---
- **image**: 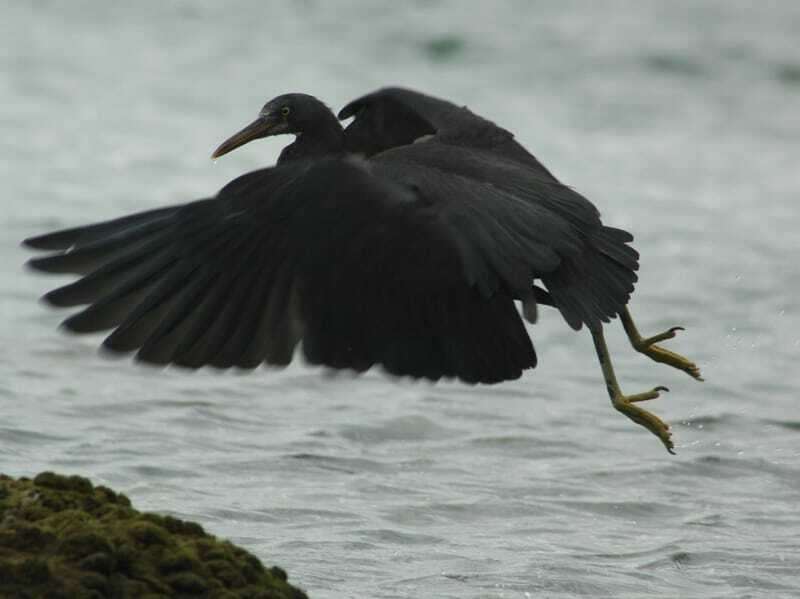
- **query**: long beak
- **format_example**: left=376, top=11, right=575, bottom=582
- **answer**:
left=211, top=117, right=275, bottom=159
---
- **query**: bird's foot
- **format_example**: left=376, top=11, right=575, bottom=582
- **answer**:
left=592, top=326, right=676, bottom=454
left=630, top=326, right=703, bottom=381
left=620, top=308, right=703, bottom=381
left=611, top=385, right=674, bottom=454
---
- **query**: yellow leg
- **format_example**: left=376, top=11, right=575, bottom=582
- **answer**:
left=590, top=326, right=675, bottom=454
left=620, top=306, right=703, bottom=381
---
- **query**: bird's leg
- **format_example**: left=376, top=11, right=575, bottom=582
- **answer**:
left=590, top=326, right=675, bottom=454
left=620, top=306, right=703, bottom=381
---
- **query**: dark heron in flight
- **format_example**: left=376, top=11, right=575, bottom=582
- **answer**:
left=23, top=89, right=702, bottom=453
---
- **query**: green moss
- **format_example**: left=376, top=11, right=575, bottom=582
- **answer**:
left=168, top=571, right=209, bottom=593
left=61, top=531, right=114, bottom=559
left=0, top=472, right=308, bottom=598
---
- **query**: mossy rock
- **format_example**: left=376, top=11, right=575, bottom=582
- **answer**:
left=0, top=472, right=308, bottom=599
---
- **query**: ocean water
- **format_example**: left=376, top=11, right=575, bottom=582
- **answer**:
left=2, top=1, right=800, bottom=597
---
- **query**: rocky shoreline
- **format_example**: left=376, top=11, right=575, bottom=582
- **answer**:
left=0, top=472, right=308, bottom=599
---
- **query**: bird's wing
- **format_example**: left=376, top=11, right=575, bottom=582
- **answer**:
left=339, top=86, right=557, bottom=177
left=24, top=158, right=537, bottom=383
left=341, top=89, right=639, bottom=328
left=372, top=142, right=640, bottom=330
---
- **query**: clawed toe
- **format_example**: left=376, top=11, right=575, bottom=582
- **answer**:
left=621, top=308, right=703, bottom=381
left=637, top=326, right=684, bottom=347
left=639, top=343, right=703, bottom=381
left=625, top=385, right=668, bottom=403
left=611, top=388, right=674, bottom=454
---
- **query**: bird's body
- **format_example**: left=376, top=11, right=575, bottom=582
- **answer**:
left=24, top=88, right=702, bottom=452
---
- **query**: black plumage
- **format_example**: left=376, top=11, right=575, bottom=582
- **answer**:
left=340, top=86, right=559, bottom=177
left=340, top=87, right=639, bottom=329
left=25, top=88, right=703, bottom=452
left=24, top=90, right=638, bottom=382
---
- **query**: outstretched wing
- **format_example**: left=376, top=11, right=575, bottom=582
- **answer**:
left=24, top=158, right=537, bottom=384
left=339, top=86, right=557, bottom=177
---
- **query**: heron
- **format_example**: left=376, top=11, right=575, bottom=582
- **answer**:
left=23, top=89, right=702, bottom=453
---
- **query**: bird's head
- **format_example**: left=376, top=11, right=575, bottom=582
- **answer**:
left=212, top=93, right=339, bottom=159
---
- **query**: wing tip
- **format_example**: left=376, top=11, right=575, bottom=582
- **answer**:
left=21, top=228, right=78, bottom=251
left=26, top=254, right=62, bottom=274
left=22, top=235, right=47, bottom=250
left=42, top=288, right=70, bottom=307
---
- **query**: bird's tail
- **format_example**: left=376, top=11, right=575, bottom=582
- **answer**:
left=541, top=225, right=639, bottom=330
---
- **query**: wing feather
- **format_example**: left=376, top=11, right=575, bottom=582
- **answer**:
left=27, top=146, right=633, bottom=380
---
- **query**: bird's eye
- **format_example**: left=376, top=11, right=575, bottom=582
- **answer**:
left=281, top=106, right=291, bottom=117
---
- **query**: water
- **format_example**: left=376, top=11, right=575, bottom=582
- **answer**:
left=3, top=1, right=800, bottom=597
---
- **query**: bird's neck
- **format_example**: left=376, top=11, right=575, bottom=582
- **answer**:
left=278, top=118, right=344, bottom=164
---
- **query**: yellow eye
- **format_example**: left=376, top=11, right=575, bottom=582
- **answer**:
left=281, top=106, right=291, bottom=117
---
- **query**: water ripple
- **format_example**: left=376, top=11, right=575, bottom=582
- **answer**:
left=5, top=2, right=800, bottom=598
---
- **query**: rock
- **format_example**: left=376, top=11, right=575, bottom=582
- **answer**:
left=0, top=472, right=308, bottom=599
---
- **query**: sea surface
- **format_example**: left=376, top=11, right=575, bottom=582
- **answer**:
left=2, top=1, right=800, bottom=597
